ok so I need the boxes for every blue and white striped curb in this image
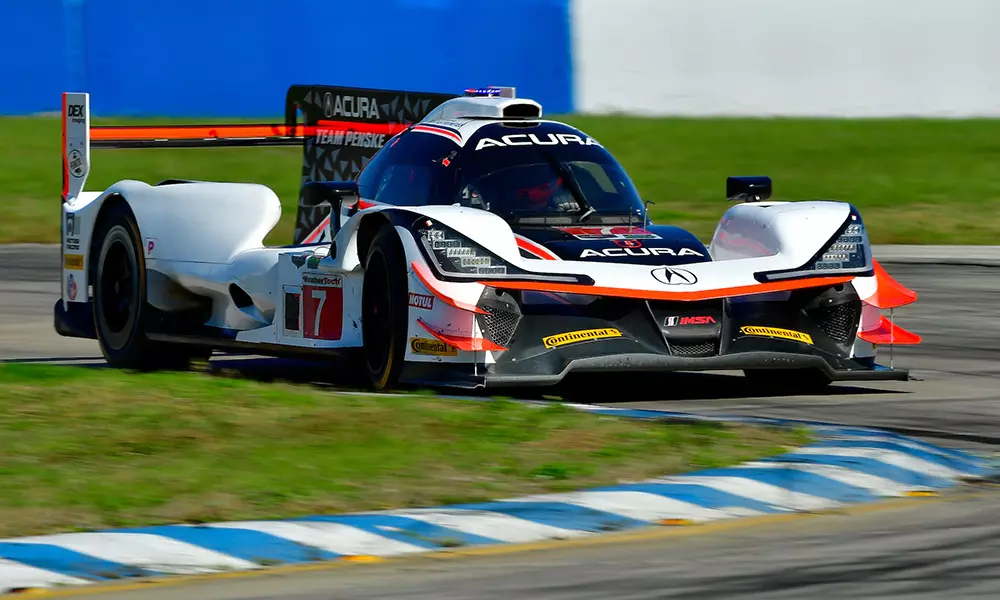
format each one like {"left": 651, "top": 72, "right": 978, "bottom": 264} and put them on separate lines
{"left": 0, "top": 405, "right": 994, "bottom": 593}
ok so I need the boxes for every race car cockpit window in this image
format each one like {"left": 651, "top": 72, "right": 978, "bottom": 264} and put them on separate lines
{"left": 357, "top": 131, "right": 457, "bottom": 206}
{"left": 454, "top": 130, "right": 644, "bottom": 223}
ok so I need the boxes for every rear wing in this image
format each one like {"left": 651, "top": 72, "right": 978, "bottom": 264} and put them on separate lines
{"left": 62, "top": 85, "right": 456, "bottom": 243}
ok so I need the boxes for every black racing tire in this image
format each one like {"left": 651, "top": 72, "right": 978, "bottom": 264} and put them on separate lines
{"left": 743, "top": 368, "right": 833, "bottom": 393}
{"left": 91, "top": 203, "right": 201, "bottom": 370}
{"left": 361, "top": 223, "right": 409, "bottom": 390}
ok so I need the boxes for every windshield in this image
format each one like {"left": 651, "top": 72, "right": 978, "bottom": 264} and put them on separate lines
{"left": 453, "top": 132, "right": 644, "bottom": 222}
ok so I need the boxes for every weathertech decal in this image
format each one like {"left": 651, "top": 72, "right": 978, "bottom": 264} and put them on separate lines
{"left": 542, "top": 328, "right": 622, "bottom": 349}
{"left": 740, "top": 326, "right": 813, "bottom": 345}
{"left": 410, "top": 337, "right": 458, "bottom": 356}
{"left": 408, "top": 292, "right": 434, "bottom": 310}
{"left": 557, "top": 226, "right": 660, "bottom": 241}
{"left": 580, "top": 247, "right": 703, "bottom": 258}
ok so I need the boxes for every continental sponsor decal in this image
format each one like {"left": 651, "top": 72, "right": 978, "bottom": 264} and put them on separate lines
{"left": 739, "top": 326, "right": 813, "bottom": 345}
{"left": 64, "top": 254, "right": 84, "bottom": 269}
{"left": 409, "top": 337, "right": 458, "bottom": 356}
{"left": 542, "top": 328, "right": 622, "bottom": 349}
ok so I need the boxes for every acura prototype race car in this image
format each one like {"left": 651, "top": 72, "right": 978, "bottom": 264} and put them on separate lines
{"left": 55, "top": 84, "right": 920, "bottom": 391}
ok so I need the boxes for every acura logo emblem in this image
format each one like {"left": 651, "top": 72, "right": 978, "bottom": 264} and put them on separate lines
{"left": 651, "top": 266, "right": 698, "bottom": 286}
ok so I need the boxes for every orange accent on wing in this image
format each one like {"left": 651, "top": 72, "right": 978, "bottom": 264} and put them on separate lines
{"left": 61, "top": 93, "right": 68, "bottom": 201}
{"left": 476, "top": 275, "right": 855, "bottom": 302}
{"left": 411, "top": 261, "right": 487, "bottom": 314}
{"left": 89, "top": 123, "right": 304, "bottom": 141}
{"left": 858, "top": 315, "right": 921, "bottom": 345}
{"left": 317, "top": 120, "right": 409, "bottom": 136}
{"left": 88, "top": 120, "right": 410, "bottom": 142}
{"left": 418, "top": 319, "right": 506, "bottom": 352}
{"left": 864, "top": 259, "right": 918, "bottom": 309}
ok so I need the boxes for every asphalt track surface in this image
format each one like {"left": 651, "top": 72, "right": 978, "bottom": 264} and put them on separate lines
{"left": 1, "top": 244, "right": 998, "bottom": 599}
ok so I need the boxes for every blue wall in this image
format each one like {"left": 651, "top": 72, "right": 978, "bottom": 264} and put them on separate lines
{"left": 0, "top": 0, "right": 573, "bottom": 116}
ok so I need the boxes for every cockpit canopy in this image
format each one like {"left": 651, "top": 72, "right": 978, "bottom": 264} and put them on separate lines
{"left": 357, "top": 120, "right": 645, "bottom": 224}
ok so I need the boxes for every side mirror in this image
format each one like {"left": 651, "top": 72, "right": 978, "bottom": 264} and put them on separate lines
{"left": 727, "top": 176, "right": 772, "bottom": 202}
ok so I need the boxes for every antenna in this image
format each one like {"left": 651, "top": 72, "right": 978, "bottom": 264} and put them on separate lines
{"left": 643, "top": 200, "right": 656, "bottom": 228}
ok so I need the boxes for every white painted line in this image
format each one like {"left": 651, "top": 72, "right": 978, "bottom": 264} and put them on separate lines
{"left": 501, "top": 490, "right": 761, "bottom": 522}
{"left": 0, "top": 533, "right": 258, "bottom": 574}
{"left": 381, "top": 509, "right": 590, "bottom": 544}
{"left": 0, "top": 558, "right": 87, "bottom": 592}
{"left": 738, "top": 461, "right": 930, "bottom": 497}
{"left": 651, "top": 475, "right": 839, "bottom": 512}
{"left": 790, "top": 447, "right": 965, "bottom": 480}
{"left": 204, "top": 521, "right": 427, "bottom": 556}
{"left": 811, "top": 432, "right": 984, "bottom": 465}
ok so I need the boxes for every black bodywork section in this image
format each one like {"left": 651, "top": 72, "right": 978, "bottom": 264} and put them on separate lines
{"left": 399, "top": 280, "right": 907, "bottom": 388}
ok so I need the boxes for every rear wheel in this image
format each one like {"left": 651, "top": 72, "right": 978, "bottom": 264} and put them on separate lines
{"left": 92, "top": 203, "right": 203, "bottom": 370}
{"left": 743, "top": 368, "right": 832, "bottom": 393}
{"left": 362, "top": 223, "right": 408, "bottom": 390}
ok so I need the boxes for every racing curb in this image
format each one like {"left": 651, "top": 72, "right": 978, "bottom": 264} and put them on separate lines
{"left": 0, "top": 405, "right": 994, "bottom": 593}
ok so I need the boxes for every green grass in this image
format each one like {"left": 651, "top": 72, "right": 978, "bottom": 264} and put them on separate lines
{"left": 4, "top": 115, "right": 998, "bottom": 244}
{"left": 0, "top": 364, "right": 807, "bottom": 537}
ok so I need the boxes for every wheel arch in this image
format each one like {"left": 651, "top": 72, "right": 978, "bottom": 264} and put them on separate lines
{"left": 87, "top": 193, "right": 138, "bottom": 286}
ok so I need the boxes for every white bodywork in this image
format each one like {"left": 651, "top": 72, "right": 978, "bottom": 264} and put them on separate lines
{"left": 59, "top": 91, "right": 904, "bottom": 371}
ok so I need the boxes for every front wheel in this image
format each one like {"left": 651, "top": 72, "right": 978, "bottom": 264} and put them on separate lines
{"left": 361, "top": 223, "right": 409, "bottom": 390}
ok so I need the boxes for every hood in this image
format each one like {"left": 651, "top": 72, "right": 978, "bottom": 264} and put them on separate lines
{"left": 514, "top": 224, "right": 711, "bottom": 266}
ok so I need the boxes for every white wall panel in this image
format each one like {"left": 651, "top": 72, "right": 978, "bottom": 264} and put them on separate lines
{"left": 572, "top": 0, "right": 1000, "bottom": 116}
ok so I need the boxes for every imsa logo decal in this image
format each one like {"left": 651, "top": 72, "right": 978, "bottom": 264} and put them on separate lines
{"left": 542, "top": 328, "right": 622, "bottom": 349}
{"left": 739, "top": 326, "right": 813, "bottom": 345}
{"left": 410, "top": 337, "right": 458, "bottom": 356}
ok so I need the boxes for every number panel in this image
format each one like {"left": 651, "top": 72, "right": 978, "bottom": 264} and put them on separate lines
{"left": 302, "top": 273, "right": 343, "bottom": 341}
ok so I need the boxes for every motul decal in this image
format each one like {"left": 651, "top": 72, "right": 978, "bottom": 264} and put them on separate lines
{"left": 664, "top": 315, "right": 717, "bottom": 327}
{"left": 580, "top": 247, "right": 703, "bottom": 258}
{"left": 556, "top": 226, "right": 660, "bottom": 241}
{"left": 408, "top": 292, "right": 434, "bottom": 310}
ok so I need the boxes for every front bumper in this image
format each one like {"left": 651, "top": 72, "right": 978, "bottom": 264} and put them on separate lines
{"left": 402, "top": 284, "right": 912, "bottom": 389}
{"left": 483, "top": 351, "right": 909, "bottom": 387}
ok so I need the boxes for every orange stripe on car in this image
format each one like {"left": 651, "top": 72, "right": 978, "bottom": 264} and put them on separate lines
{"left": 61, "top": 92, "right": 68, "bottom": 201}
{"left": 418, "top": 319, "right": 506, "bottom": 352}
{"left": 515, "top": 235, "right": 560, "bottom": 260}
{"left": 89, "top": 123, "right": 304, "bottom": 140}
{"left": 411, "top": 261, "right": 487, "bottom": 314}
{"left": 476, "top": 275, "right": 855, "bottom": 302}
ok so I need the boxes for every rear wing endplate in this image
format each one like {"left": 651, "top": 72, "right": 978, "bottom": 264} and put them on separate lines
{"left": 61, "top": 85, "right": 456, "bottom": 242}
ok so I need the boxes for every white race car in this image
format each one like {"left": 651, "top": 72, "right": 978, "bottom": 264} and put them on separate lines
{"left": 55, "top": 84, "right": 920, "bottom": 390}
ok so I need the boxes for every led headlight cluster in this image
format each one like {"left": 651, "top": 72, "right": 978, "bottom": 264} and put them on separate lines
{"left": 811, "top": 221, "right": 868, "bottom": 271}
{"left": 419, "top": 226, "right": 509, "bottom": 276}
{"left": 756, "top": 208, "right": 873, "bottom": 282}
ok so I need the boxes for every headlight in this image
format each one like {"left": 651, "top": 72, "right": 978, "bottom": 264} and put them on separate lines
{"left": 412, "top": 219, "right": 593, "bottom": 285}
{"left": 420, "top": 226, "right": 509, "bottom": 276}
{"left": 757, "top": 208, "right": 873, "bottom": 282}
{"left": 808, "top": 221, "right": 868, "bottom": 271}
